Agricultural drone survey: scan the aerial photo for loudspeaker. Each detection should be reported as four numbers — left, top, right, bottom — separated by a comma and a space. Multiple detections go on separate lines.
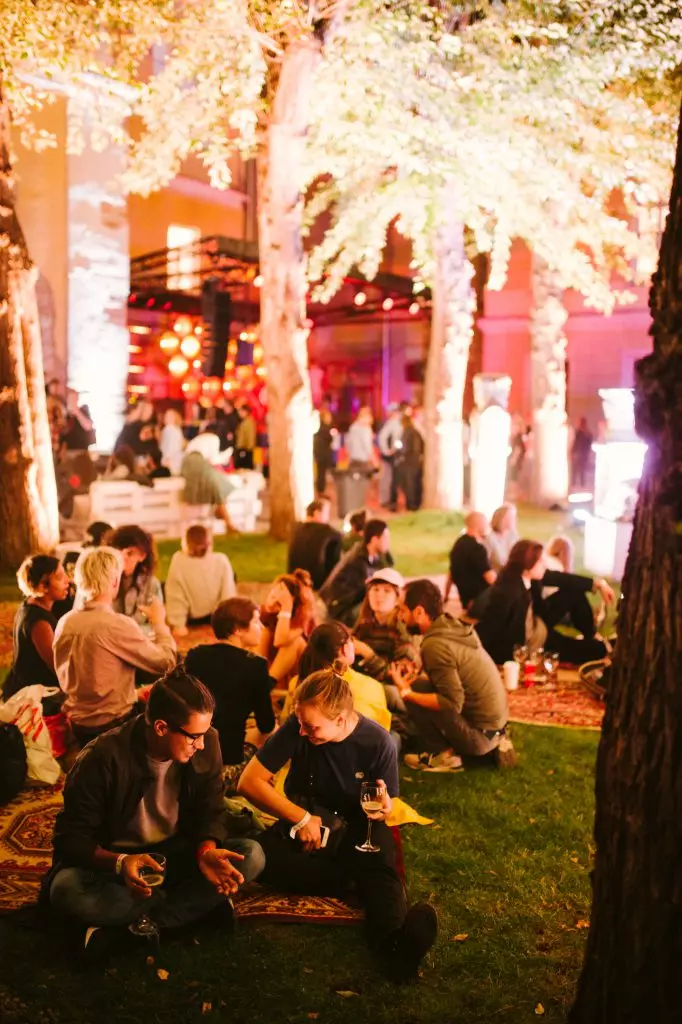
201, 280, 232, 377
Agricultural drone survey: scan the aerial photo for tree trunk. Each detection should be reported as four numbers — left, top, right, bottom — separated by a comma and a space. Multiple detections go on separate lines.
422, 212, 475, 511
0, 85, 59, 570
569, 101, 682, 1023
529, 258, 570, 505
258, 40, 320, 540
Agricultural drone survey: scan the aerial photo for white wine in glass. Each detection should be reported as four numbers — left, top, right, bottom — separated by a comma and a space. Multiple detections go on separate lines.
356, 782, 386, 853
129, 853, 167, 938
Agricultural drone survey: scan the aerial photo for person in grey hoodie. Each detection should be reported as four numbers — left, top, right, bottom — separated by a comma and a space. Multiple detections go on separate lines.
393, 579, 515, 772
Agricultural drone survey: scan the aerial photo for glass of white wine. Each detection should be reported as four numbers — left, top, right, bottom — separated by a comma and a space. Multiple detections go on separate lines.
355, 781, 386, 854
129, 853, 166, 938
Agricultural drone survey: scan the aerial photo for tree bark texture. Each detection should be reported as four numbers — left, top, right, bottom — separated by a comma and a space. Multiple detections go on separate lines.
422, 211, 475, 511
530, 258, 570, 505
0, 86, 59, 569
257, 40, 319, 540
569, 102, 682, 1023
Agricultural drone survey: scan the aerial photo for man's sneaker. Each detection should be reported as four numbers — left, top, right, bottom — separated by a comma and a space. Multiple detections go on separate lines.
492, 734, 517, 770
388, 902, 438, 982
404, 751, 463, 773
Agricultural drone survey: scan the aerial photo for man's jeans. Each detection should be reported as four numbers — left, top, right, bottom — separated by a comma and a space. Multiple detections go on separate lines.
406, 701, 499, 757
49, 837, 265, 929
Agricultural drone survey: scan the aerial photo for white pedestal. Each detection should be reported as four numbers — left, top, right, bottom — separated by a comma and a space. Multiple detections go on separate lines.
584, 517, 633, 582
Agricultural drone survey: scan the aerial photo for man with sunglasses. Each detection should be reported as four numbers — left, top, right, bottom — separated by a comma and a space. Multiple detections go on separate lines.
45, 667, 265, 961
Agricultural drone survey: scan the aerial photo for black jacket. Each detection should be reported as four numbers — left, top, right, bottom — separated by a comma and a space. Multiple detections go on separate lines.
49, 715, 227, 871
287, 521, 343, 591
475, 570, 593, 665
319, 543, 379, 622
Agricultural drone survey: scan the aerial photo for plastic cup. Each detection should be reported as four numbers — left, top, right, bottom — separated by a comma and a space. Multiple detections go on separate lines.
503, 661, 520, 691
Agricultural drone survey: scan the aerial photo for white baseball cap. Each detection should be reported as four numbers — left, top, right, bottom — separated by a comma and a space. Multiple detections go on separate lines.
366, 567, 404, 590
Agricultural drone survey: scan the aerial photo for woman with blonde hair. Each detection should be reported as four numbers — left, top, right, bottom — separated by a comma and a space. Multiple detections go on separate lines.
484, 504, 518, 573
238, 669, 437, 982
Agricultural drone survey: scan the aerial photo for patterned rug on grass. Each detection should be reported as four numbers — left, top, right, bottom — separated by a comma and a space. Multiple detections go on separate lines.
0, 784, 363, 925
506, 668, 604, 731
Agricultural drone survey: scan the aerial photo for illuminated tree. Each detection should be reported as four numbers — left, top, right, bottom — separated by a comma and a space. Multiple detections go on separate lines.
305, 1, 680, 509
0, 1, 174, 567
568, 94, 682, 1024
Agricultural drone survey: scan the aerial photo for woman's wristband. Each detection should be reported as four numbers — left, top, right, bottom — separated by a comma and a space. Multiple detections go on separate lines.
289, 811, 311, 839
196, 840, 216, 861
115, 853, 128, 876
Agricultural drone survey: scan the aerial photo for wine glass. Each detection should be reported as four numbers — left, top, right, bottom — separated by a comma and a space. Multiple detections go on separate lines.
355, 782, 386, 854
129, 853, 166, 939
512, 644, 528, 667
543, 651, 560, 685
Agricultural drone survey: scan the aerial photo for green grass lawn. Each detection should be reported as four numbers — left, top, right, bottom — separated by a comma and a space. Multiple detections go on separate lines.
0, 724, 597, 1024
0, 506, 584, 602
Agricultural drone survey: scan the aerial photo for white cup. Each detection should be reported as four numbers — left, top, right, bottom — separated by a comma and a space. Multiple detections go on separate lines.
503, 661, 520, 691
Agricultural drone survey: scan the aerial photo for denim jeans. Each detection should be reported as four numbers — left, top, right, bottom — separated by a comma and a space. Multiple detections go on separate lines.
49, 837, 265, 929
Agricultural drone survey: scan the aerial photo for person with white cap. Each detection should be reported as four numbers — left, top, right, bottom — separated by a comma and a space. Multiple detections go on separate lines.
352, 568, 420, 713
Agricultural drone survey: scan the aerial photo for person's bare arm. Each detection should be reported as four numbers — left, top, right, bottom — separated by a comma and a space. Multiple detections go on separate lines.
30, 620, 56, 672
238, 757, 323, 850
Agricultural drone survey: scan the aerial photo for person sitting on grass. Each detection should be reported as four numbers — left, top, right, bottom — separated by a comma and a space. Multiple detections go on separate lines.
444, 511, 497, 615
293, 621, 392, 731
320, 519, 393, 627
259, 570, 317, 687
3, 554, 71, 714
45, 668, 265, 962
475, 540, 613, 667
352, 567, 420, 712
287, 497, 343, 591
238, 670, 438, 983
185, 598, 276, 794
166, 524, 236, 637
106, 524, 163, 626
54, 548, 177, 747
395, 579, 514, 773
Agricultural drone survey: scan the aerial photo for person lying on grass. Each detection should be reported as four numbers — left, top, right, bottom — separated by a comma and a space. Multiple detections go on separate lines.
238, 669, 438, 983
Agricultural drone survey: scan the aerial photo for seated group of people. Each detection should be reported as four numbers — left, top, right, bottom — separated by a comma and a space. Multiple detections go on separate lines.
446, 507, 615, 666
2, 500, 613, 979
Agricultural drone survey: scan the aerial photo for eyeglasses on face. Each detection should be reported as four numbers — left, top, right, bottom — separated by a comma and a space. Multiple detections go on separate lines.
169, 725, 209, 746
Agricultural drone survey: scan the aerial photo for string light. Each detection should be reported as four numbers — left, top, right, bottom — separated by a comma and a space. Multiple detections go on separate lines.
168, 353, 189, 377
382, 297, 394, 312
354, 290, 367, 307
409, 301, 420, 316
180, 335, 201, 359
253, 274, 264, 288
160, 331, 179, 353
173, 316, 193, 337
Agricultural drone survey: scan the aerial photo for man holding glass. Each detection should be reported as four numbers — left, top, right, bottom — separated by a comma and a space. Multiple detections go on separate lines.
45, 667, 265, 961
238, 669, 438, 982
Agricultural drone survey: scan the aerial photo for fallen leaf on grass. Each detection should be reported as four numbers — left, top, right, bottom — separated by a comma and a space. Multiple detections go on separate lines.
403, 775, 414, 782
430, 824, 442, 830
535, 1004, 545, 1016
308, 1014, 320, 1020
145, 956, 155, 966
303, 967, 314, 974
450, 933, 469, 943
576, 920, 590, 929
201, 1003, 212, 1014
336, 990, 359, 998
529, 818, 537, 824
157, 969, 170, 981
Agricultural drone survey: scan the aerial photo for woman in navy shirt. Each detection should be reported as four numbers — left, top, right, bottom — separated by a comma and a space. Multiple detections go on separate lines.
238, 670, 437, 981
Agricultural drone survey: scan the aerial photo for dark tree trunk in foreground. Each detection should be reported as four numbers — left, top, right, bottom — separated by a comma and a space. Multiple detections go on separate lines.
569, 101, 682, 1023
0, 84, 59, 569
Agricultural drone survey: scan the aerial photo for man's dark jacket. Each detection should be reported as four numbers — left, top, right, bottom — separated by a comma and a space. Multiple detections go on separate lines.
287, 521, 342, 591
48, 715, 227, 875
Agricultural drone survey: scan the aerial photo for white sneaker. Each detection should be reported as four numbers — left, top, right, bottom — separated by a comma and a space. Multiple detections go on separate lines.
404, 751, 464, 773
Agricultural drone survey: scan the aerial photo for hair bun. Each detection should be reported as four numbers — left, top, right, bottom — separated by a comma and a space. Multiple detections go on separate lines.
293, 568, 313, 588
